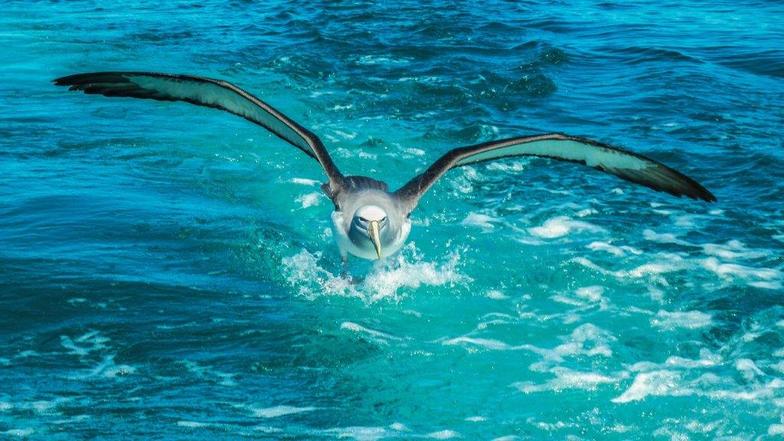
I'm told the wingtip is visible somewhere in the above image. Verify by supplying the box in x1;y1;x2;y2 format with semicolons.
53;73;85;86
701;191;718;203
690;180;717;203
683;186;716;203
53;72;123;87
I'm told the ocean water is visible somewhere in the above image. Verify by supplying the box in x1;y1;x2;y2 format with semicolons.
2;0;783;439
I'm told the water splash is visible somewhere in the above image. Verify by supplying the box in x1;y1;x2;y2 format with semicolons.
281;243;470;303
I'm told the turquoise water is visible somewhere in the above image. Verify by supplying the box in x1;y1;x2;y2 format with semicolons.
2;0;784;438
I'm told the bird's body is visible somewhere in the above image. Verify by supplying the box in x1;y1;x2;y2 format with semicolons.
332;201;410;260
54;71;716;265
324;176;411;260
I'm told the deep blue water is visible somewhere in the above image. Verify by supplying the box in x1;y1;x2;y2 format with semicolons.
2;0;784;439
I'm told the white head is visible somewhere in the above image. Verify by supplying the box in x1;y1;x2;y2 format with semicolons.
348;204;390;259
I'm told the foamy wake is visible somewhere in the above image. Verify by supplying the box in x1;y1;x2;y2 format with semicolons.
612;358;784;404
281;243;470;303
574;244;782;290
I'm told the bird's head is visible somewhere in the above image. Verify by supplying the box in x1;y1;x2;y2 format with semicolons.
349;205;390;259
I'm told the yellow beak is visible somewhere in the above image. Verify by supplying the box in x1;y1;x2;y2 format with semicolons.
368;220;382;259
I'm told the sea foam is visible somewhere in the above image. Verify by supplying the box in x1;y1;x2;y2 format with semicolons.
528;216;603;239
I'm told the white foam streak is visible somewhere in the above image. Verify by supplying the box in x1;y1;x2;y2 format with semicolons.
340;322;402;345
643;229;690;245
461;212;497;231
770;424;784;435
612;370;683;403
442;337;517;351
515;367;625;393
701;257;781;289
735;358;764;381
575;286;605;303
664;353;720;369
3;429;35;437
323;426;392;441
586;241;642;257
529;216;603;239
177;421;209;428
625;254;688;279
702;240;767;260
484;289;509;300
290;177;320;187
252;405;316;418
427;430;460;439
553;323;615;358
615;351;784;405
572;255;689;284
651;310;713;330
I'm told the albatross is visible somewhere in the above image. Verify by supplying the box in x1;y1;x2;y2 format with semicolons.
54;71;716;264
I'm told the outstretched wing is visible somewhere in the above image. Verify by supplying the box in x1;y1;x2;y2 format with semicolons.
395;133;715;213
54;71;344;188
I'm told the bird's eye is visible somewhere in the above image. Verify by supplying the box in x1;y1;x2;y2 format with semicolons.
358;216;368;222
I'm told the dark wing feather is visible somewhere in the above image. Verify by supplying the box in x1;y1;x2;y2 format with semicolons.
54;71;344;189
395;133;715;213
